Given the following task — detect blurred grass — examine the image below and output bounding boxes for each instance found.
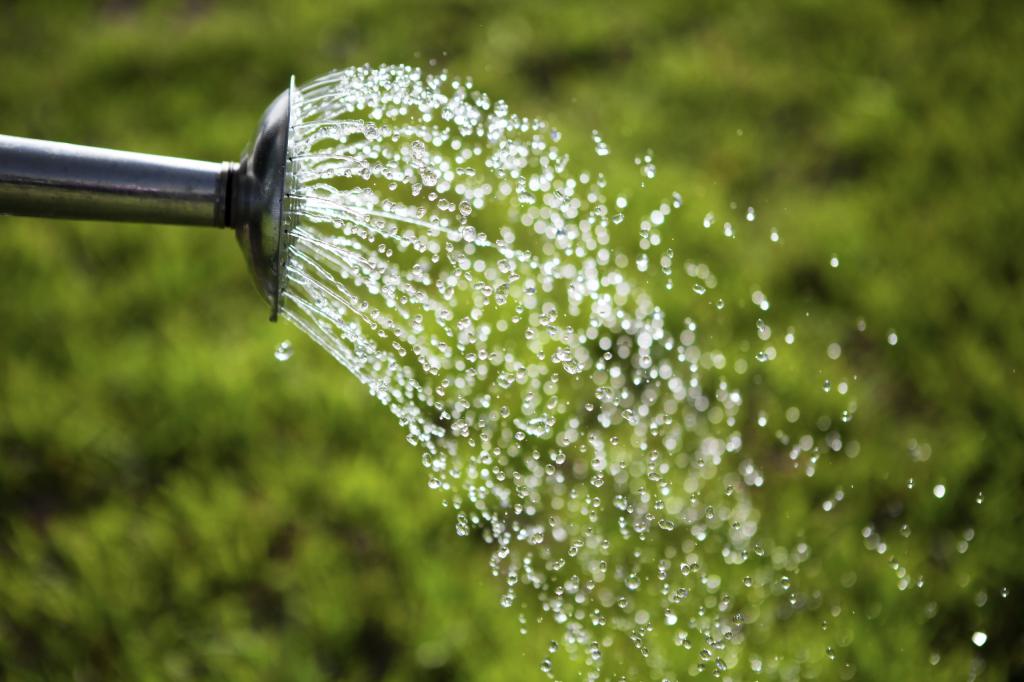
[1,0,1022,679]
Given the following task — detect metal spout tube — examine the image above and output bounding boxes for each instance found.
[0,80,292,320]
[0,134,236,228]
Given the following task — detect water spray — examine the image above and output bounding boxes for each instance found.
[0,79,295,320]
[0,66,749,676]
[0,64,882,677]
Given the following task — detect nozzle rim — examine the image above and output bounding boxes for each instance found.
[269,76,296,322]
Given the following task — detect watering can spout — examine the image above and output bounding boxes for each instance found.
[0,79,294,321]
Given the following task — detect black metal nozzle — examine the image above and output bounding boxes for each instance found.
[0,78,294,321]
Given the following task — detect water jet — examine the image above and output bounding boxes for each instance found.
[0,65,845,677]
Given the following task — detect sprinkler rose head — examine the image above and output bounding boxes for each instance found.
[230,79,293,321]
[0,78,296,321]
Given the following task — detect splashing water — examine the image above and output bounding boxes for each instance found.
[277,65,843,679]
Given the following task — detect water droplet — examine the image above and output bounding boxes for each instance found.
[274,340,293,362]
[971,631,987,647]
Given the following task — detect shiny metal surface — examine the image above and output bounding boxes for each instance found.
[0,134,234,227]
[0,80,294,321]
[230,82,292,321]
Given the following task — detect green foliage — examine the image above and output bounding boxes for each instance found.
[1,0,1022,679]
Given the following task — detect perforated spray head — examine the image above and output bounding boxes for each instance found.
[230,77,294,321]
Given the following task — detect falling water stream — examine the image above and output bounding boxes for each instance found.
[268,65,982,680]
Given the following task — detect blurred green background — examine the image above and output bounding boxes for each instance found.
[1,0,1022,679]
